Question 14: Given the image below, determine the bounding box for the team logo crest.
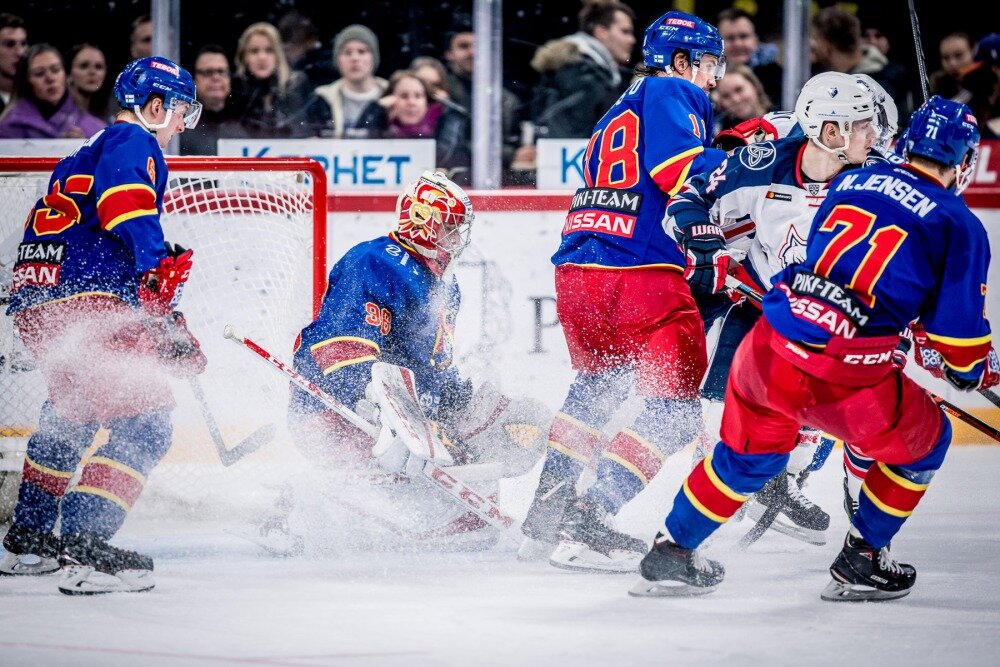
[806,183,823,197]
[739,143,776,170]
[778,226,807,267]
[146,157,156,186]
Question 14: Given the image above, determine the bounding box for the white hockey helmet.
[854,74,898,151]
[794,72,877,160]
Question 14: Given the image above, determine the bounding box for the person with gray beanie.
[310,24,388,138]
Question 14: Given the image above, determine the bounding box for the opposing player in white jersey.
[667,71,883,544]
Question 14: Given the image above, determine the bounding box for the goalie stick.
[189,375,275,467]
[724,275,1000,444]
[222,325,521,541]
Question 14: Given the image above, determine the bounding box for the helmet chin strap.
[811,125,853,164]
[133,104,175,132]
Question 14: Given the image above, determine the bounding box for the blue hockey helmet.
[642,11,725,79]
[114,56,201,130]
[903,96,980,193]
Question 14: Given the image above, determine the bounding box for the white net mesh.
[0,159,323,522]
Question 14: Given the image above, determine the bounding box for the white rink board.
[327,203,1000,412]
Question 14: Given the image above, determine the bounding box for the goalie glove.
[441,381,551,478]
[912,324,1000,391]
[139,242,193,317]
[682,224,730,295]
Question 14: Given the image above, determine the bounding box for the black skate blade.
[820,578,911,602]
[628,577,718,597]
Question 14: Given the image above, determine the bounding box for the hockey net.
[0,156,327,521]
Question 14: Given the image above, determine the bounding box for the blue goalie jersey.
[291,234,463,418]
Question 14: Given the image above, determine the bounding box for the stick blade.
[219,423,276,466]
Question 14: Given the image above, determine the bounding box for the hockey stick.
[737,471,786,550]
[222,325,521,539]
[725,275,1000,443]
[907,0,930,102]
[189,375,276,467]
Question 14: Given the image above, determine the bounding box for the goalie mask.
[395,171,474,273]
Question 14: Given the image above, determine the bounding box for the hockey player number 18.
[586,110,641,188]
[813,205,908,308]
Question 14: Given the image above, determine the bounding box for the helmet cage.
[395,172,474,263]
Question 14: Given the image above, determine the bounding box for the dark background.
[3,0,986,106]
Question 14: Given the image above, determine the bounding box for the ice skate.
[57,532,155,595]
[820,533,916,602]
[518,473,576,561]
[230,485,304,557]
[746,472,830,545]
[548,497,647,573]
[0,523,60,576]
[629,533,725,597]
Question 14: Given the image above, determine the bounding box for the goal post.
[0,156,328,519]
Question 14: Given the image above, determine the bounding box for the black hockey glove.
[682,224,730,295]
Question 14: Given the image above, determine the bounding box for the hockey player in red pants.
[631,96,997,601]
[0,57,206,594]
[518,10,729,574]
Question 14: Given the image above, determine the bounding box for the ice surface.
[1,445,998,666]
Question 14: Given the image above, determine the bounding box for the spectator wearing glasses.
[0,43,105,139]
[181,44,246,155]
[0,13,29,116]
[717,8,783,107]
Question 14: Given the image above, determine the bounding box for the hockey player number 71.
[813,205,908,308]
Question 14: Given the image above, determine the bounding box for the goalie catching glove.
[682,224,730,295]
[139,242,193,317]
[438,381,550,478]
[911,324,1000,391]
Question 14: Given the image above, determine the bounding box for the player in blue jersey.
[0,57,204,594]
[518,10,729,573]
[278,171,548,552]
[668,72,884,546]
[631,97,996,601]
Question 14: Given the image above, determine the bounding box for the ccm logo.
[843,351,893,365]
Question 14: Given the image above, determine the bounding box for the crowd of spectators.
[0,3,996,184]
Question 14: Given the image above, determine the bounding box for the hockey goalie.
[248,171,549,554]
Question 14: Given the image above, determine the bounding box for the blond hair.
[235,22,295,94]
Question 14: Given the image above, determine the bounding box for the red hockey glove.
[148,311,207,378]
[912,324,1000,391]
[910,324,944,379]
[139,243,193,317]
[976,348,1000,391]
[683,224,730,295]
[712,117,780,152]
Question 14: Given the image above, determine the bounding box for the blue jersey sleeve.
[94,126,168,274]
